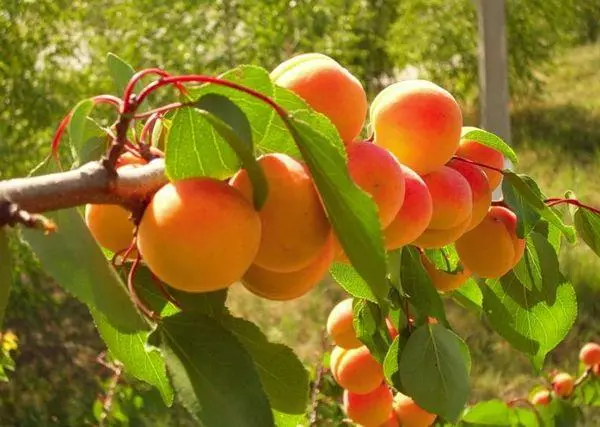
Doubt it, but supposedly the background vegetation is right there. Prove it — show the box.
[1,0,599,424]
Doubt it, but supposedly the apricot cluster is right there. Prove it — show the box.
[327,298,436,426]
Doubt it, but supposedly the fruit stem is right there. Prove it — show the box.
[134,102,188,120]
[127,253,158,321]
[544,198,600,216]
[122,68,187,114]
[452,155,505,174]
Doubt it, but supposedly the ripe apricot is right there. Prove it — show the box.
[370,80,462,175]
[552,372,574,397]
[455,206,525,278]
[421,256,471,293]
[230,153,331,273]
[384,165,433,250]
[422,166,472,230]
[393,392,437,427]
[455,129,505,191]
[242,235,334,301]
[593,364,600,376]
[379,412,400,427]
[327,298,361,349]
[579,342,600,367]
[271,53,367,143]
[346,141,405,228]
[530,390,551,406]
[344,383,393,426]
[330,346,384,394]
[447,159,492,231]
[137,178,261,293]
[412,215,471,249]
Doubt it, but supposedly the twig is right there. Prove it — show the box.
[97,358,123,427]
[309,333,328,426]
[0,200,56,232]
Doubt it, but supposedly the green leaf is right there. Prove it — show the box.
[68,99,106,164]
[329,263,378,303]
[574,208,600,257]
[461,400,511,426]
[573,374,600,407]
[399,324,470,422]
[382,333,410,393]
[154,312,274,427]
[131,266,180,318]
[194,94,268,209]
[482,273,577,369]
[107,53,140,95]
[424,245,463,274]
[451,279,483,313]
[0,230,12,328]
[352,299,390,363]
[273,411,306,427]
[224,316,309,414]
[286,114,388,303]
[538,398,580,426]
[461,126,518,164]
[512,232,560,292]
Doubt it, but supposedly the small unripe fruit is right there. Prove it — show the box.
[394,392,437,427]
[330,346,384,394]
[579,342,600,367]
[344,383,394,426]
[530,389,551,406]
[327,298,361,349]
[552,372,575,397]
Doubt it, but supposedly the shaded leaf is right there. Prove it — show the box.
[68,99,105,164]
[352,299,390,363]
[461,126,518,164]
[107,53,141,95]
[574,208,600,257]
[512,232,560,292]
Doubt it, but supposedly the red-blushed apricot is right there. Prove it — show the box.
[579,342,600,366]
[370,80,463,175]
[330,346,384,394]
[346,141,405,228]
[412,215,471,249]
[344,383,394,426]
[447,159,492,231]
[271,53,367,143]
[455,206,525,278]
[378,411,400,427]
[552,372,574,397]
[530,389,551,406]
[455,129,505,191]
[230,153,331,273]
[327,298,361,349]
[421,255,471,292]
[242,236,334,301]
[137,178,261,293]
[384,165,433,250]
[593,364,600,376]
[422,166,473,230]
[393,392,437,427]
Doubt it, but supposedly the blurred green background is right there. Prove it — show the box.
[1,0,600,425]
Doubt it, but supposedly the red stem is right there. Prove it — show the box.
[140,113,161,146]
[122,68,187,113]
[134,102,186,120]
[544,198,600,216]
[452,155,505,174]
[127,254,158,321]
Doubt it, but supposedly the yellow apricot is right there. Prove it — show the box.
[394,392,437,427]
[242,235,334,301]
[85,204,136,257]
[230,153,331,273]
[422,166,473,230]
[455,206,525,278]
[331,346,384,394]
[552,372,574,397]
[384,165,433,250]
[370,80,463,175]
[447,159,492,231]
[455,129,505,191]
[271,53,367,143]
[530,390,551,406]
[327,298,361,349]
[137,178,261,293]
[421,255,471,293]
[344,383,394,426]
[413,215,471,249]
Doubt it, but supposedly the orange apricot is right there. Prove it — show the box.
[384,165,433,250]
[412,215,471,249]
[579,342,600,367]
[137,178,261,293]
[230,153,331,273]
[393,392,437,427]
[552,372,574,397]
[379,412,400,427]
[330,346,384,394]
[422,166,473,230]
[455,128,505,191]
[530,390,551,406]
[370,80,463,175]
[455,206,525,278]
[271,53,367,143]
[447,159,492,231]
[344,383,394,426]
[242,235,334,301]
[327,298,361,349]
[421,256,471,293]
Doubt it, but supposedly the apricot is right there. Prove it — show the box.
[422,166,472,230]
[412,215,471,249]
[379,412,400,427]
[455,206,525,278]
[530,390,551,406]
[270,53,367,143]
[327,298,361,349]
[447,159,492,231]
[230,153,331,273]
[346,141,405,228]
[137,178,261,293]
[393,392,437,427]
[330,346,384,394]
[579,342,600,366]
[552,372,574,397]
[242,235,334,301]
[384,165,433,250]
[421,255,471,293]
[593,364,600,376]
[343,383,393,426]
[370,80,462,175]
[455,129,505,191]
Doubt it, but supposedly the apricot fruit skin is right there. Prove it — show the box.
[552,372,574,397]
[455,206,525,278]
[379,412,400,427]
[343,383,393,427]
[242,236,334,301]
[230,153,331,273]
[85,204,136,257]
[330,346,384,394]
[384,165,433,250]
[531,390,551,406]
[579,342,600,366]
[455,131,504,191]
[447,159,492,231]
[137,178,261,293]
[393,392,437,427]
[422,166,473,230]
[421,256,471,293]
[370,80,463,175]
[346,141,405,228]
[413,215,471,249]
[327,298,362,349]
[271,53,367,143]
